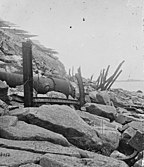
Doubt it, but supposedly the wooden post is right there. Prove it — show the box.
[22,40,33,107]
[75,67,85,107]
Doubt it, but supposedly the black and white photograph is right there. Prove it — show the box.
[0,0,144,166]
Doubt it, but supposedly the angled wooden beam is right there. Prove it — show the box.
[75,67,85,107]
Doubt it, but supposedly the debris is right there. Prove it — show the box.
[75,67,85,107]
[0,19,144,167]
[133,158,144,167]
[0,99,9,116]
[110,150,127,159]
[85,103,117,121]
[122,127,137,140]
[128,131,144,152]
[94,61,125,91]
[0,71,75,98]
[0,80,9,102]
[22,40,33,107]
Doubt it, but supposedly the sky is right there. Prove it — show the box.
[0,0,144,80]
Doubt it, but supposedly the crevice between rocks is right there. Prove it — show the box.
[26,114,85,138]
[0,144,82,158]
[24,115,103,152]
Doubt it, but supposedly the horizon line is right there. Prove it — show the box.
[116,79,144,82]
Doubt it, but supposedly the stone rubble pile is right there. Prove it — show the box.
[0,20,143,167]
[0,80,144,167]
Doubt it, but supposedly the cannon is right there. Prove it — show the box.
[0,71,75,98]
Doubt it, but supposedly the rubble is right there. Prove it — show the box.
[39,153,129,167]
[89,90,112,105]
[133,159,144,167]
[0,86,143,167]
[0,80,9,102]
[0,116,70,147]
[91,60,124,91]
[85,103,117,121]
[18,105,103,151]
[0,147,42,166]
[128,131,144,152]
[0,20,143,167]
[0,138,81,158]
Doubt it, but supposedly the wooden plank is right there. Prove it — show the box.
[22,40,33,107]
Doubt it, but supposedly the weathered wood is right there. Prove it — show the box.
[95,61,124,91]
[75,67,85,107]
[107,70,122,90]
[103,65,110,83]
[112,60,125,78]
[22,40,33,107]
[100,69,105,86]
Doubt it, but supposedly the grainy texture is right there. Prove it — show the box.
[40,153,129,167]
[0,147,42,166]
[24,105,103,151]
[0,116,70,146]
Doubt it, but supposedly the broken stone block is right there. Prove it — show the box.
[128,131,144,152]
[128,121,144,133]
[40,152,129,167]
[136,151,144,161]
[76,110,110,126]
[115,114,141,125]
[118,138,134,156]
[0,81,9,115]
[89,91,112,105]
[93,126,120,154]
[110,121,122,130]
[85,103,117,121]
[76,110,120,154]
[115,114,128,124]
[118,124,129,132]
[0,138,81,158]
[0,80,9,102]
[96,91,112,105]
[0,80,8,89]
[0,147,42,166]
[88,91,98,102]
[116,107,129,114]
[122,127,137,140]
[0,115,18,127]
[0,99,9,116]
[110,150,127,159]
[22,105,103,151]
[0,116,70,147]
[133,159,144,167]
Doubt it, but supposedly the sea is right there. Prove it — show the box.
[112,81,144,92]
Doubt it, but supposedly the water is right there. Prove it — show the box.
[112,81,144,92]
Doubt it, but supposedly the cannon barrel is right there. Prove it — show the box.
[0,71,75,98]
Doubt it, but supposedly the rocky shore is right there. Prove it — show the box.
[0,80,144,167]
[0,21,143,167]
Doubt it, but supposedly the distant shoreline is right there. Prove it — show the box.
[116,79,144,82]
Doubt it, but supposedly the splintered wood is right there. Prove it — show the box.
[94,60,125,91]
